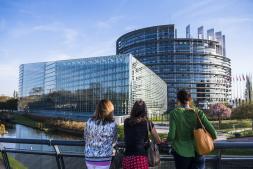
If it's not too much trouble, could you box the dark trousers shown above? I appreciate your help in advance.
[172,150,205,169]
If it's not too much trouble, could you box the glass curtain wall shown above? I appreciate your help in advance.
[19,54,167,120]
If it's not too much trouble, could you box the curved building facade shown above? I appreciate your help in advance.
[116,24,231,109]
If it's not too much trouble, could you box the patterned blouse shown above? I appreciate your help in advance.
[84,118,117,161]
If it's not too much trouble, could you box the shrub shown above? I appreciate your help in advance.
[232,103,253,119]
[117,125,124,141]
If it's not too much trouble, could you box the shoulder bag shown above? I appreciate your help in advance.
[110,145,124,169]
[146,120,160,167]
[193,110,214,155]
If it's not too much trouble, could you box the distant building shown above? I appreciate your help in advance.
[116,24,231,109]
[18,54,167,122]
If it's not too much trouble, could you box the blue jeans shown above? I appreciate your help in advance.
[192,154,205,169]
[172,149,205,169]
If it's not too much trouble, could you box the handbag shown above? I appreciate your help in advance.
[146,121,160,167]
[110,145,124,169]
[193,110,214,155]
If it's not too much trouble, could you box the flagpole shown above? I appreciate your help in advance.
[240,74,243,102]
[240,74,242,104]
[237,74,239,101]
[250,73,252,103]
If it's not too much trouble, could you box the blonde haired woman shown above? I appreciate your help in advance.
[84,99,117,169]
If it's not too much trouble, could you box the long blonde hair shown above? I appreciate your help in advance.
[92,99,114,123]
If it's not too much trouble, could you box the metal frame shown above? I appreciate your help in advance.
[0,138,253,169]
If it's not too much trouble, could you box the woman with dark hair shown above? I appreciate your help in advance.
[168,90,217,169]
[84,99,117,169]
[122,100,161,169]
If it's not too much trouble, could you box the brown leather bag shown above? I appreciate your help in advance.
[146,121,160,167]
[194,111,214,155]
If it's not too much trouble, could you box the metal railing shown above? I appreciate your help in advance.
[0,138,253,169]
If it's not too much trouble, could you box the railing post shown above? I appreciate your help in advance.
[53,145,65,169]
[60,156,65,169]
[0,144,11,169]
[1,151,11,169]
[217,150,222,169]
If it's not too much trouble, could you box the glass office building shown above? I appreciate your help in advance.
[116,25,231,109]
[19,54,167,120]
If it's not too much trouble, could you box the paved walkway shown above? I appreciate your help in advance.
[227,137,253,142]
[154,122,253,142]
[155,126,233,140]
[154,123,232,139]
[154,124,169,134]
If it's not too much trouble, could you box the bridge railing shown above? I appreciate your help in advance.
[0,138,253,169]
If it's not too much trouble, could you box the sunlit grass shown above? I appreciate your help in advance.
[211,119,252,130]
[0,154,27,169]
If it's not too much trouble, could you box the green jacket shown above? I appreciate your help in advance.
[167,107,217,157]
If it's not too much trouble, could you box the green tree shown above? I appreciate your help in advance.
[245,74,253,103]
[232,103,253,130]
[6,98,18,112]
[0,98,18,112]
[232,103,253,119]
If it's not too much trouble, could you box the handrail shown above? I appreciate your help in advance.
[0,138,253,169]
[0,138,85,146]
[214,141,253,149]
[1,138,253,149]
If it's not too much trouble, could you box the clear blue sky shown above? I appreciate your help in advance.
[0,0,252,96]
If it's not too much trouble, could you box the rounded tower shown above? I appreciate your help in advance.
[116,24,231,109]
